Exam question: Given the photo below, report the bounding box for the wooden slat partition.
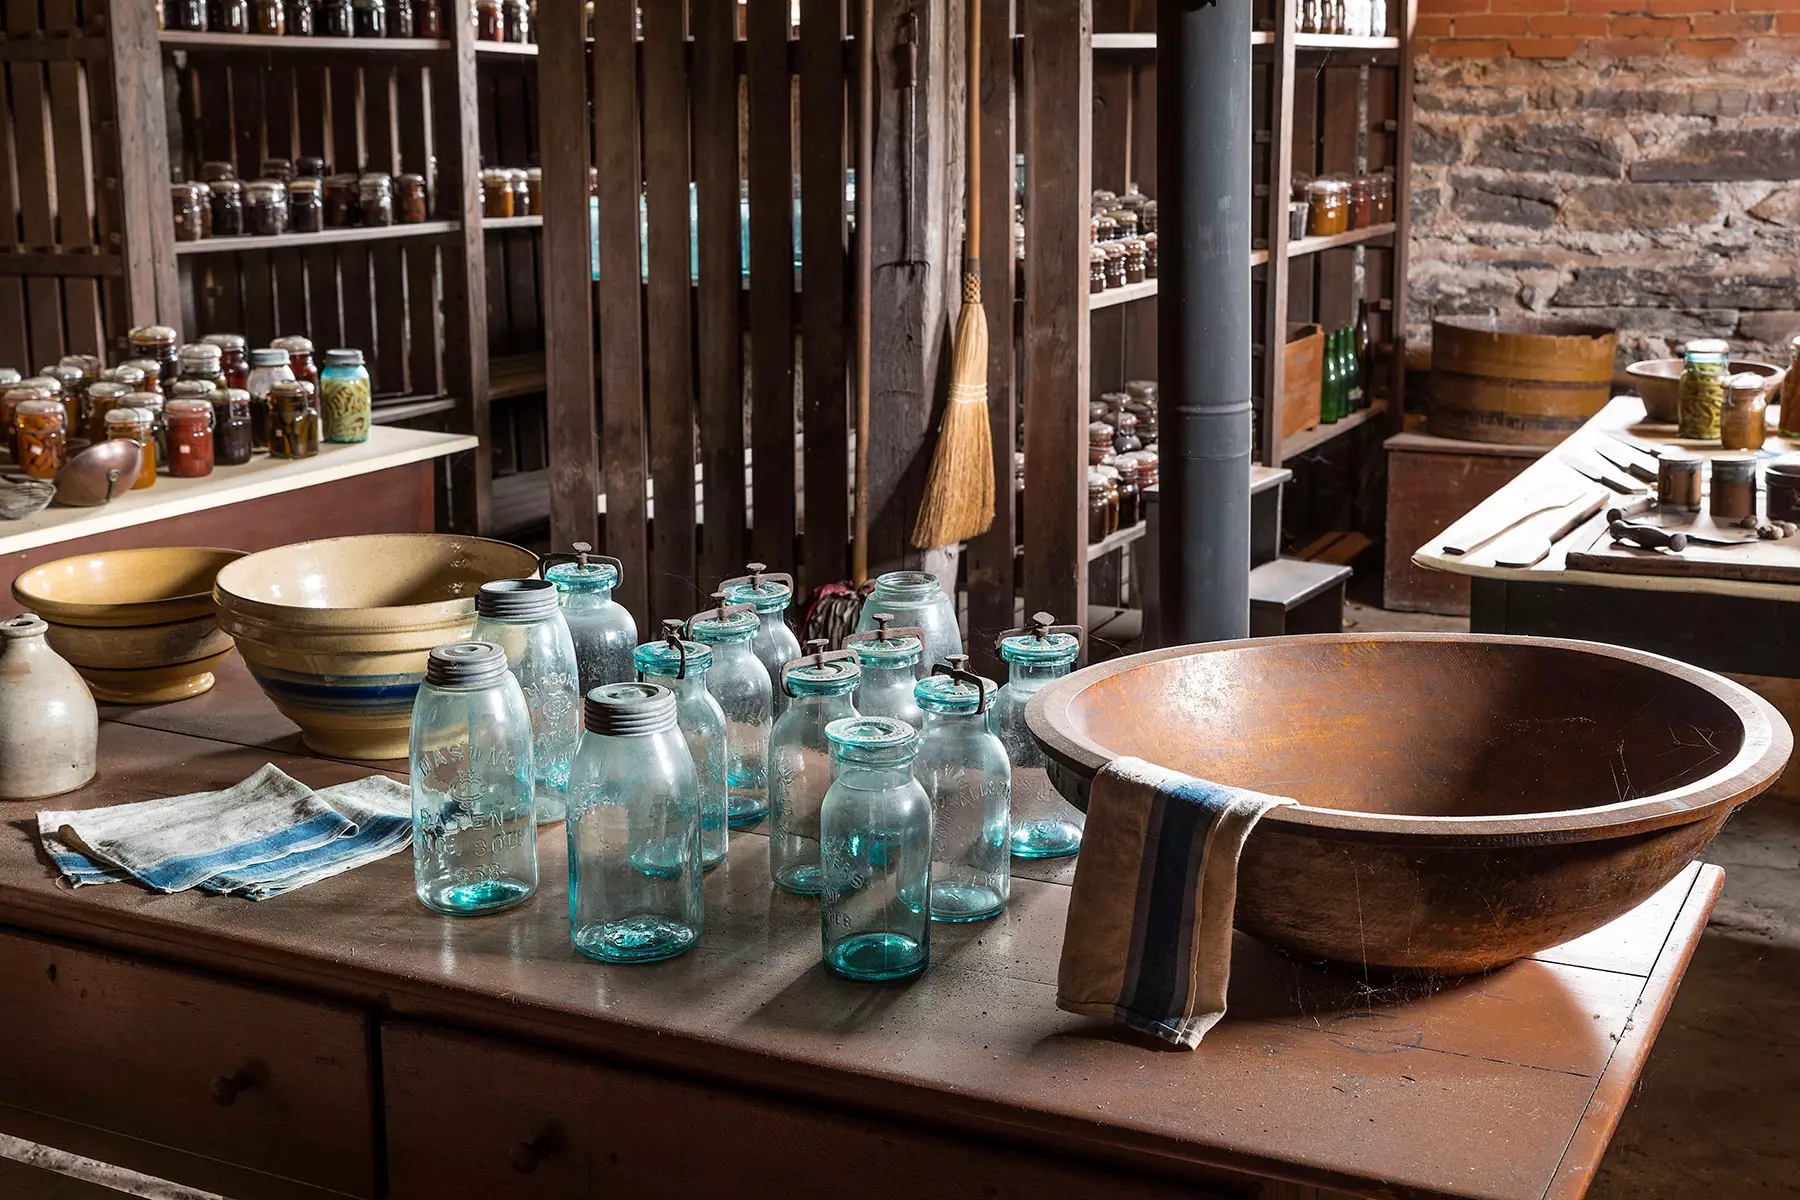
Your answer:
[746,0,797,574]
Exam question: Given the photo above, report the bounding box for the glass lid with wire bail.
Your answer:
[540,541,623,594]
[913,656,997,716]
[844,612,925,671]
[687,595,761,644]
[634,619,714,679]
[997,611,1081,668]
[720,561,795,614]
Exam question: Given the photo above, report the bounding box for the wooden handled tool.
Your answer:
[1608,519,1760,550]
[1440,482,1585,556]
[1592,443,1658,485]
[1489,488,1613,568]
[1562,451,1649,495]
[1604,430,1670,460]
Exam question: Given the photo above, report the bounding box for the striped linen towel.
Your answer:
[1057,756,1295,1049]
[38,765,411,900]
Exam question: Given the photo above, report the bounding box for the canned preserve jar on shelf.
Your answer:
[267,380,319,459]
[246,348,295,451]
[245,179,289,236]
[397,173,428,224]
[688,598,773,829]
[320,0,352,35]
[412,0,443,37]
[914,659,1010,923]
[209,179,245,237]
[769,650,861,896]
[318,348,372,443]
[482,168,516,219]
[352,0,388,37]
[472,579,581,825]
[202,333,250,392]
[845,614,925,729]
[503,0,530,41]
[359,173,394,226]
[81,381,128,444]
[409,642,539,916]
[173,184,207,242]
[1305,179,1349,237]
[214,388,253,465]
[252,0,284,33]
[285,0,316,34]
[289,179,323,233]
[721,562,803,717]
[477,0,503,40]
[994,614,1084,860]
[164,398,215,478]
[105,407,159,489]
[210,0,250,31]
[272,334,321,391]
[855,570,961,669]
[540,543,638,695]
[634,621,730,871]
[324,174,359,227]
[11,399,66,479]
[819,716,931,982]
[566,683,704,963]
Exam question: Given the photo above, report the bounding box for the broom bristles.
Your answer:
[911,293,995,549]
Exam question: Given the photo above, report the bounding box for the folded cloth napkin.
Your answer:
[1057,756,1295,1049]
[38,765,412,900]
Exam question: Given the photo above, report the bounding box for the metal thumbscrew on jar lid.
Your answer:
[584,681,679,738]
[426,641,510,688]
[476,578,561,621]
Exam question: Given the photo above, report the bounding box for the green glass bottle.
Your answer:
[1320,328,1340,425]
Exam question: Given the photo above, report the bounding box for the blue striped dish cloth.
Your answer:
[38,765,411,900]
[1057,756,1295,1049]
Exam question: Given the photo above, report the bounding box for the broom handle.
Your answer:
[852,0,875,586]
[965,0,980,276]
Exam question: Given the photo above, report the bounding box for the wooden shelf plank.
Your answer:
[483,215,543,230]
[474,40,539,57]
[1088,278,1157,311]
[1091,32,1157,50]
[1287,221,1395,258]
[158,31,451,53]
[172,220,460,255]
[1281,398,1389,460]
[1294,33,1400,50]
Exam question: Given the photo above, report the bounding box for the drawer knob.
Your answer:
[509,1136,555,1174]
[210,1069,254,1107]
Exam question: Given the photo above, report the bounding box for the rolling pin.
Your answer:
[1491,492,1650,568]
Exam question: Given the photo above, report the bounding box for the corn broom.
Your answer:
[910,0,993,550]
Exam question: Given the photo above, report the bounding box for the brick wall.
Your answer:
[1408,2,1800,366]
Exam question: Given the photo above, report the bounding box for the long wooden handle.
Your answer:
[966,0,980,257]
[852,0,876,585]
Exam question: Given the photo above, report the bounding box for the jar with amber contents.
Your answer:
[1305,180,1348,238]
[173,183,207,242]
[1,385,49,464]
[1086,469,1117,544]
[1346,177,1373,230]
[1721,372,1771,451]
[412,0,443,37]
[253,0,285,34]
[271,335,320,392]
[129,327,180,388]
[1780,333,1800,439]
[1088,243,1107,294]
[106,407,159,489]
[521,167,541,216]
[119,360,164,398]
[83,381,129,444]
[268,381,320,459]
[1370,171,1394,224]
[215,388,254,465]
[482,168,516,219]
[1122,238,1147,285]
[397,173,428,223]
[165,398,215,478]
[324,174,359,228]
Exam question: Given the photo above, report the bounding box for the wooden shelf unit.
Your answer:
[171,220,461,255]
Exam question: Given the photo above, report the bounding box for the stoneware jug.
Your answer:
[0,612,98,800]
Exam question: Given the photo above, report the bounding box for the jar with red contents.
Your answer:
[271,335,320,392]
[165,398,216,478]
[203,333,251,392]
[412,0,443,37]
[1346,177,1373,231]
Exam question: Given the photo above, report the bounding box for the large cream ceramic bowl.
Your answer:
[12,547,245,702]
[213,533,539,759]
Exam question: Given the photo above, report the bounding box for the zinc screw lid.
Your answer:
[426,640,510,689]
[476,578,561,622]
[584,681,678,737]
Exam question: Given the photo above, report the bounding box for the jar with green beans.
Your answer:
[1677,338,1729,440]
[319,348,373,443]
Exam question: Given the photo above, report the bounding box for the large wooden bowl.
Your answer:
[1026,633,1790,975]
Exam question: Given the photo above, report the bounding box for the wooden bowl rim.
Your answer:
[12,546,244,625]
[213,533,538,626]
[1626,357,1783,382]
[1025,632,1791,844]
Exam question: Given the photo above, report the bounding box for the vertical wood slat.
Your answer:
[107,0,177,328]
[230,64,264,177]
[691,0,745,586]
[1021,0,1091,634]
[241,250,275,339]
[1257,0,1297,467]
[8,0,68,366]
[745,0,796,572]
[965,0,1018,665]
[0,22,29,366]
[642,0,700,622]
[396,65,441,397]
[330,66,375,361]
[1390,0,1416,420]
[437,0,492,532]
[593,0,648,617]
[541,0,598,551]
[43,0,105,355]
[364,65,409,393]
[798,0,849,595]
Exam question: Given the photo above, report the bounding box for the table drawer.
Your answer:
[383,1020,1219,1199]
[0,929,377,1199]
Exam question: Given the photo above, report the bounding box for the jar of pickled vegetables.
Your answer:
[268,380,320,458]
[166,398,216,478]
[106,407,159,489]
[319,348,373,443]
[1678,338,1730,440]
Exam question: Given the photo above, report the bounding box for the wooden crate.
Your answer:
[1280,322,1324,441]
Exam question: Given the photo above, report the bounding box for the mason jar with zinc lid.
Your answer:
[1678,338,1730,440]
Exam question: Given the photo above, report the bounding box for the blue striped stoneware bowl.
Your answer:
[213,533,539,759]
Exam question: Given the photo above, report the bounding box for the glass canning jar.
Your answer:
[769,650,861,896]
[634,622,730,871]
[130,391,168,466]
[324,174,359,227]
[994,614,1084,859]
[845,614,925,729]
[320,0,353,34]
[359,173,394,226]
[819,716,931,982]
[521,167,541,216]
[246,179,290,236]
[566,683,704,963]
[477,0,503,40]
[164,398,215,478]
[11,399,66,479]
[502,0,530,41]
[209,179,245,237]
[318,347,372,443]
[1305,179,1349,237]
[721,562,803,717]
[82,381,129,444]
[214,388,254,465]
[173,183,207,241]
[855,570,961,670]
[688,599,772,829]
[1679,338,1729,440]
[202,332,250,391]
[252,0,284,33]
[289,178,323,232]
[412,0,443,37]
[397,173,428,223]
[914,661,1010,922]
[267,380,319,458]
[285,0,316,34]
[409,642,539,916]
[168,0,207,31]
[177,340,224,388]
[388,0,413,34]
[472,579,582,825]
[246,348,295,450]
[482,168,516,219]
[105,407,159,489]
[540,543,638,696]
[211,0,250,31]
[272,334,320,391]
[352,0,388,37]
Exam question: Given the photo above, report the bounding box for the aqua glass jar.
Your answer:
[688,597,772,829]
[769,649,861,895]
[820,715,931,982]
[317,347,372,444]
[540,543,639,696]
[565,682,703,963]
[472,580,581,825]
[914,658,1010,922]
[855,570,961,669]
[721,562,803,717]
[844,613,925,729]
[994,613,1084,859]
[635,620,730,871]
[408,642,539,915]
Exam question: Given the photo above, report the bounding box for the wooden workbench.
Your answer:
[1414,397,1800,677]
[0,655,1721,1200]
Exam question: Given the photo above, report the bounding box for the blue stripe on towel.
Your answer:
[198,813,412,899]
[133,809,355,892]
[1121,780,1212,1028]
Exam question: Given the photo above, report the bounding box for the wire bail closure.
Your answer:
[931,653,990,714]
[537,540,625,582]
[781,638,857,698]
[843,611,927,654]
[995,610,1084,650]
[720,561,796,599]
[686,591,758,639]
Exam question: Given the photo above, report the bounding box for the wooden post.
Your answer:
[541,0,598,553]
[1258,0,1297,469]
[1020,0,1091,637]
[1391,0,1416,430]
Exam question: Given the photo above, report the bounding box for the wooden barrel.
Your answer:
[1429,316,1618,445]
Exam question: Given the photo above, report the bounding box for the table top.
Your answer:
[0,427,477,557]
[1415,397,1800,601]
[0,658,1720,1200]
[1385,430,1554,459]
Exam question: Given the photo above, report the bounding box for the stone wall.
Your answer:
[1408,9,1800,367]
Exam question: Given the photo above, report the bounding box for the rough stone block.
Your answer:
[1749,186,1800,226]
[1634,128,1800,182]
[1414,124,1464,166]
[1736,310,1800,346]
[1552,267,1800,310]
[1473,124,1626,177]
[1562,182,1721,231]
[1449,172,1560,226]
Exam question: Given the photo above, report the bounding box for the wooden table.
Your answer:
[0,657,1721,1200]
[1,428,476,619]
[1413,397,1800,677]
